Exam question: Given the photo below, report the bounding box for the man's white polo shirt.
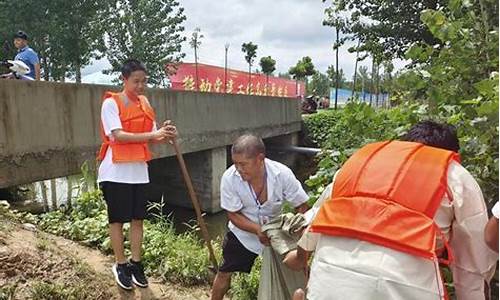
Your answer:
[220,158,309,255]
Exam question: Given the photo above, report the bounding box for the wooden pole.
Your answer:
[171,139,219,271]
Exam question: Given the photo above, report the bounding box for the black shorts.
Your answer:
[99,181,147,224]
[219,231,258,273]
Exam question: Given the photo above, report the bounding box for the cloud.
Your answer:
[82,0,407,81]
[81,58,111,76]
[179,0,406,79]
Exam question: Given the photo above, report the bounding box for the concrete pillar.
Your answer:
[147,147,227,214]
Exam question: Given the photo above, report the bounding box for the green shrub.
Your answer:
[36,189,215,285]
[231,257,262,300]
[0,284,17,300]
[303,101,423,202]
[29,281,102,300]
[36,190,110,251]
[303,98,498,205]
[142,217,215,285]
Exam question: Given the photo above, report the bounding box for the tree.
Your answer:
[289,64,306,97]
[189,27,203,91]
[358,37,385,106]
[0,1,110,82]
[323,4,349,109]
[375,62,381,106]
[241,42,258,94]
[52,0,109,83]
[323,0,447,60]
[336,69,347,89]
[326,65,335,85]
[392,0,499,203]
[349,39,368,98]
[308,71,330,97]
[289,56,315,96]
[381,60,394,94]
[369,60,375,106]
[301,57,315,78]
[259,56,276,95]
[356,66,370,101]
[326,65,346,89]
[0,0,58,80]
[106,0,186,87]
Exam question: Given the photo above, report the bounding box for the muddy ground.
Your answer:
[0,218,215,300]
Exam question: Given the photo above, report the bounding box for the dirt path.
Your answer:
[1,221,216,300]
[50,234,214,300]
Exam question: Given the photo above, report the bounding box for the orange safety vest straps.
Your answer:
[97,91,155,163]
[311,141,460,261]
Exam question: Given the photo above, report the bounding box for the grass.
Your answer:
[27,253,114,300]
[30,281,96,300]
[35,234,50,251]
[0,284,17,300]
[231,258,261,300]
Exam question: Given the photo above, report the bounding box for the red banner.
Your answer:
[167,63,304,98]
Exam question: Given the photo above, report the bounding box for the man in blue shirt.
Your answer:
[13,31,40,80]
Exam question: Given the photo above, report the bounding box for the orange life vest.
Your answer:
[97,91,155,163]
[310,141,460,261]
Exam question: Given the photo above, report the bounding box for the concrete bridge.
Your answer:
[0,80,302,213]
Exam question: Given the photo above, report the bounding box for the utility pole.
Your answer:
[224,43,229,93]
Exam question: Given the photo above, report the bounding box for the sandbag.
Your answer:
[258,213,307,300]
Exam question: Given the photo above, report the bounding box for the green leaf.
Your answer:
[474,78,499,99]
[448,0,462,13]
[460,99,481,105]
[421,9,449,41]
[406,44,424,60]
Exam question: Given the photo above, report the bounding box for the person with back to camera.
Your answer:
[284,121,498,300]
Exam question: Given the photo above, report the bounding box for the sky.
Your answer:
[82,0,407,83]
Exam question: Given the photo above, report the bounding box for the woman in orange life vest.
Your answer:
[284,121,497,300]
[96,59,177,290]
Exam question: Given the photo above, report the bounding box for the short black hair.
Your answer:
[14,30,28,40]
[402,120,460,152]
[121,59,147,79]
[231,134,266,158]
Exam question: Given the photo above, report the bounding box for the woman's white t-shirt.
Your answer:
[97,97,156,184]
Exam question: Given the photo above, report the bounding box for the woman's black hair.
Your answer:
[121,59,147,79]
[402,120,460,152]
